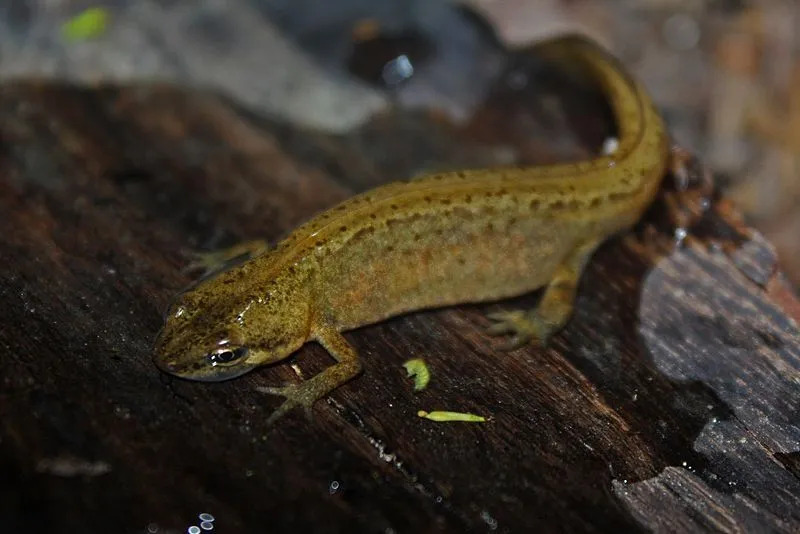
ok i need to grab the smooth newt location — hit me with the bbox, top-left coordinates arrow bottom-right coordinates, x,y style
154,35 -> 670,424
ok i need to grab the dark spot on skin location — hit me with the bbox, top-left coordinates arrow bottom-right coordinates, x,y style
589,197 -> 602,207
457,171 -> 466,178
486,222 -> 494,232
485,192 -> 493,198
340,226 -> 347,232
465,195 -> 472,203
391,204 -> 398,210
457,257 -> 465,265
482,205 -> 497,216
288,266 -> 295,274
414,233 -> 421,241
435,229 -> 443,236
440,199 -> 451,206
387,246 -> 394,252
434,175 -> 442,180
370,213 -> 377,219
530,199 -> 541,209
498,188 -> 508,195
424,196 -> 432,203
316,241 -> 323,247
336,205 -> 347,211
348,225 -> 377,244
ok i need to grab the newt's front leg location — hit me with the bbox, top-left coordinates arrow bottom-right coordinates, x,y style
184,239 -> 271,278
257,326 -> 363,425
487,236 -> 603,348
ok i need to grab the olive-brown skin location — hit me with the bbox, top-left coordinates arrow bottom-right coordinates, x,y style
153,35 -> 669,424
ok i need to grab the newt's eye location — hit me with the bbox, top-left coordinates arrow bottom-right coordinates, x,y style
207,346 -> 248,366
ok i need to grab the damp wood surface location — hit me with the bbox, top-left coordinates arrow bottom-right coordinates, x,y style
1,79 -> 799,534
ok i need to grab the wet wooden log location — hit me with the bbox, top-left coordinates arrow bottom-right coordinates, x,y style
0,73 -> 798,533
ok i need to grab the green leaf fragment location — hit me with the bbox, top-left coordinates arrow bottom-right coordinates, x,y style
62,7 -> 110,41
403,358 -> 430,391
417,410 -> 486,423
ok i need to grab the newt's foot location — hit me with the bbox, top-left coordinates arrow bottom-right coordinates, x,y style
183,250 -> 229,278
184,239 -> 270,278
257,382 -> 318,426
486,310 -> 553,349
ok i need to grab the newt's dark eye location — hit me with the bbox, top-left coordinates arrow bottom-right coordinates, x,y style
207,346 -> 248,366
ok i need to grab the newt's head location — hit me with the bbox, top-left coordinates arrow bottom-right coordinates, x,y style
153,260 -> 312,382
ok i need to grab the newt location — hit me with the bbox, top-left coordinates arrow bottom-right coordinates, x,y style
154,35 -> 670,424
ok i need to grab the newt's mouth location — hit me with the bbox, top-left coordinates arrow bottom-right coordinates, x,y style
154,355 -> 257,382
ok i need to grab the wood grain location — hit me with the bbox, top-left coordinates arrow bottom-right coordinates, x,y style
0,72 -> 798,533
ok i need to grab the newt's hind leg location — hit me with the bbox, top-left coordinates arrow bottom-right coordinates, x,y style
487,237 -> 603,348
184,239 -> 270,278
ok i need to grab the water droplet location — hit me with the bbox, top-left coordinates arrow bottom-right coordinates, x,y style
188,527 -> 201,534
382,54 -> 414,86
480,510 -> 498,530
329,480 -> 340,494
200,521 -> 214,531
198,513 -> 215,522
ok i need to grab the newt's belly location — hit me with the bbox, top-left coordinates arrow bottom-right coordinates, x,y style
317,205 -> 596,330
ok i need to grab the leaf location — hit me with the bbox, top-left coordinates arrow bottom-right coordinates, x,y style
62,7 -> 110,42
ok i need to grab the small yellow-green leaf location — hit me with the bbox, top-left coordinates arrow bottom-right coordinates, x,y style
417,410 -> 486,423
62,7 -> 110,41
403,358 -> 430,391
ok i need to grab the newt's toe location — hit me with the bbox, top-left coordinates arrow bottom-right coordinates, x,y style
257,382 -> 318,426
486,310 -> 551,349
